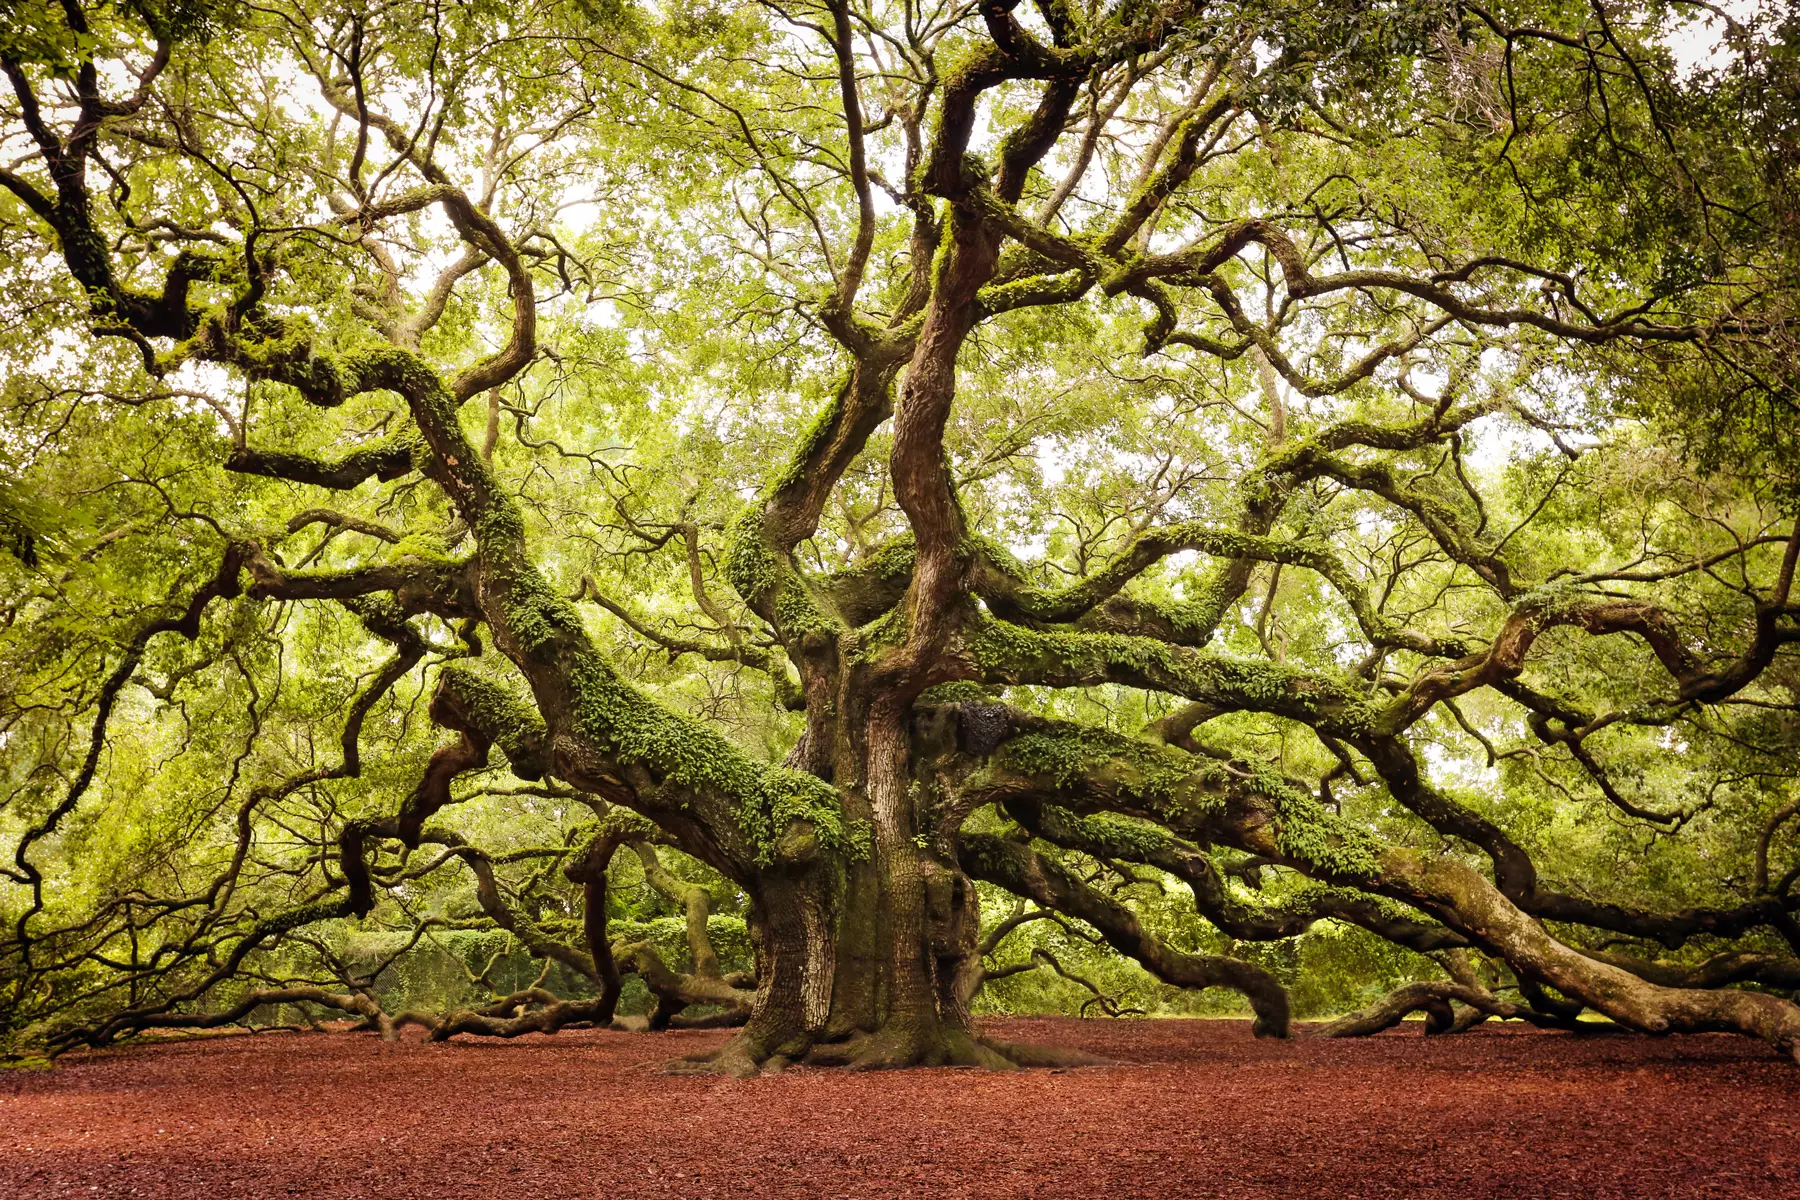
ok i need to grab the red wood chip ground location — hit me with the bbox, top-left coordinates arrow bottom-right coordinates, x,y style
3,1017 -> 1795,1198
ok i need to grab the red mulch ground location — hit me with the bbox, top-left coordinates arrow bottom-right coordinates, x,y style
3,1018 -> 1796,1199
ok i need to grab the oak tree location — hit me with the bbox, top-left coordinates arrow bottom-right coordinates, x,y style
3,0 -> 1798,1072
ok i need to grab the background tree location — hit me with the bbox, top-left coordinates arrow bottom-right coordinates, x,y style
2,0 -> 1798,1073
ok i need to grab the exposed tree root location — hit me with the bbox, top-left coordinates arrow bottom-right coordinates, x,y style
665,1031 -> 770,1079
668,1009 -> 752,1030
666,1021 -> 1113,1077
977,1037 -> 1115,1068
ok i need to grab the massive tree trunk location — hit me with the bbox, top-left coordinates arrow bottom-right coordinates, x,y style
670,684 -> 1100,1074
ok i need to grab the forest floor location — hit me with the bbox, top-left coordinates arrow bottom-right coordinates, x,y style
2,1017 -> 1795,1199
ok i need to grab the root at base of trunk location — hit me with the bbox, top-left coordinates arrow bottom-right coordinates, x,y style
664,1023 -> 1114,1077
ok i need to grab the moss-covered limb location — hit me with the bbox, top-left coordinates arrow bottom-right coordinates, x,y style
241,343 -> 841,881
1007,802 -> 1188,866
225,440 -> 417,490
13,42 -> 519,420
436,190 -> 532,401
939,702 -> 1413,929
1287,396 -> 1506,462
433,665 -> 548,777
1303,451 -> 1518,598
631,842 -> 723,980
957,833 -> 1292,1037
1270,883 -> 1468,954
417,830 -> 597,983
1006,801 -> 1465,952
721,511 -> 845,647
9,544 -> 248,958
285,509 -> 405,543
389,665 -> 549,843
822,535 -> 917,627
994,74 -> 1086,207
1377,847 -> 1800,1062
427,994 -> 610,1042
573,575 -> 804,710
974,588 -> 1777,895
1007,801 -> 1304,940
1142,700 -> 1224,747
965,177 -> 1103,276
919,46 -> 1023,198
578,806 -> 674,852
759,360 -> 906,551
964,611 -> 1383,738
381,419 -> 857,876
1356,731 -> 1800,949
985,722 -> 1384,882
1579,949 -> 1800,991
964,720 -> 1800,1057
1310,979 -> 1553,1038
613,940 -> 755,1030
935,696 -> 1396,885
51,985 -> 394,1048
349,335 -> 858,877
554,647 -> 866,873
972,523 -> 1464,657
974,266 -> 1095,320
978,717 -> 1228,815
0,51 -> 204,344
240,542 -> 480,621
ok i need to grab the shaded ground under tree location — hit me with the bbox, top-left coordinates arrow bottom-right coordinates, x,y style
3,1018 -> 1796,1200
